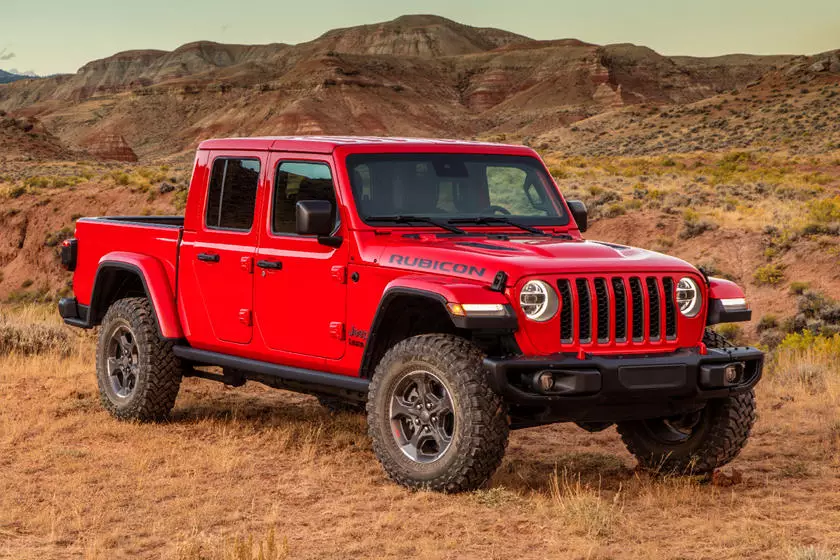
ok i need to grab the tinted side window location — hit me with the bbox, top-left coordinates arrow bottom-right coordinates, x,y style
205,158 -> 260,231
272,162 -> 336,234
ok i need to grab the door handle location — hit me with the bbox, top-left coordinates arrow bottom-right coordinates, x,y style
257,260 -> 282,270
197,252 -> 220,263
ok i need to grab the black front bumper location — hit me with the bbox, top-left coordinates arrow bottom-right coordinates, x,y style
484,346 -> 763,427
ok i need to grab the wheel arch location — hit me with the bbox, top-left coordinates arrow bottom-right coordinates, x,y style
89,253 -> 184,340
358,283 -> 517,379
359,288 -> 456,380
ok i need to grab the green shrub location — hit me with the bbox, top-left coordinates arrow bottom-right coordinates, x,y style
789,281 -> 810,295
777,330 -> 840,355
715,323 -> 742,343
754,263 -> 786,286
603,203 -> 625,218
550,166 -> 569,179
807,196 -> 840,224
173,188 -> 188,212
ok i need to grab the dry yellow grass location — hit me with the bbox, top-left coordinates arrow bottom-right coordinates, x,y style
1,305 -> 839,559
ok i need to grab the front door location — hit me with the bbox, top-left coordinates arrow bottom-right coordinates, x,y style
254,154 -> 348,359
180,152 -> 263,345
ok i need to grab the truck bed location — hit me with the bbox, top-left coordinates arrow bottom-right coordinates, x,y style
71,216 -> 183,312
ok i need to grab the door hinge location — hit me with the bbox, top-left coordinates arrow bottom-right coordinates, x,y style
239,309 -> 252,326
240,256 -> 254,273
329,321 -> 345,340
331,265 -> 347,284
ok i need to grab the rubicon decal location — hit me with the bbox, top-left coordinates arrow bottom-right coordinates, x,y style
388,254 -> 486,278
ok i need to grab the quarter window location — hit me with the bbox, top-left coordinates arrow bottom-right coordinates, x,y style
272,162 -> 337,234
205,158 -> 261,231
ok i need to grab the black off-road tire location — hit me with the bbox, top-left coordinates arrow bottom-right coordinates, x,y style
616,328 -> 756,474
317,395 -> 366,415
367,334 -> 509,492
95,297 -> 183,422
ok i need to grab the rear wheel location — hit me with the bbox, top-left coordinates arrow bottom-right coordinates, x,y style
616,328 -> 756,473
95,297 -> 183,421
367,334 -> 509,492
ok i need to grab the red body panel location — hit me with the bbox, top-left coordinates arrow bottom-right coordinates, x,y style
69,136 -> 742,379
71,220 -> 182,339
707,277 -> 746,300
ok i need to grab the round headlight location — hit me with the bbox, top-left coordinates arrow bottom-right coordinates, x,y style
520,280 -> 559,322
676,277 -> 702,318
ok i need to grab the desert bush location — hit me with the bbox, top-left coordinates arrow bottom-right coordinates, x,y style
715,323 -> 742,343
680,209 -> 718,239
110,171 -> 132,186
759,329 -> 785,349
768,331 -> 840,392
549,166 -> 569,179
803,196 -> 840,235
796,290 -> 840,326
754,263 -> 786,286
173,186 -> 189,211
778,331 -> 840,354
44,226 -> 74,247
0,313 -> 72,356
602,203 -> 626,218
789,281 -> 810,295
757,314 -> 779,333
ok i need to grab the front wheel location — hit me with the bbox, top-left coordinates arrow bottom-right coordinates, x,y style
617,390 -> 756,474
367,334 -> 509,492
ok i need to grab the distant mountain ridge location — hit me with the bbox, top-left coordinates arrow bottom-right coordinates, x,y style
0,69 -> 38,84
0,14 -> 837,160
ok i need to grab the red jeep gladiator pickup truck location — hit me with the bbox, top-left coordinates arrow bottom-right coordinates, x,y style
59,136 -> 763,492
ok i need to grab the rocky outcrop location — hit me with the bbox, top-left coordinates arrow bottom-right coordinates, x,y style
82,134 -> 138,162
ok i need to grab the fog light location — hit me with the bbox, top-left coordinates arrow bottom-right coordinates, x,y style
535,371 -> 555,392
725,365 -> 739,383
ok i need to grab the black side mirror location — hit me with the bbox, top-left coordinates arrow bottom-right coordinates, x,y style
296,200 -> 334,236
567,200 -> 588,232
296,200 -> 342,247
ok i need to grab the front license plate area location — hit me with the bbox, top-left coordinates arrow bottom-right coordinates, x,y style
617,364 -> 688,390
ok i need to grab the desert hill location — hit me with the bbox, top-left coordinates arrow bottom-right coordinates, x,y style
0,15 -> 838,333
2,14 -> 831,160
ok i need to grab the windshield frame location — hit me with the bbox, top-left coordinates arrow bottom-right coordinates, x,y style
345,153 -> 571,229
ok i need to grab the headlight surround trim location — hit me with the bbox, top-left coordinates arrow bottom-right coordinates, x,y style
676,277 -> 703,318
520,280 -> 559,322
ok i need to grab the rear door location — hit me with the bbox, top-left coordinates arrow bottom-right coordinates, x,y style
254,153 -> 348,359
180,151 -> 264,345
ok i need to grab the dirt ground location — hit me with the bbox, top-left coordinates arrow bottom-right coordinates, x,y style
1,312 -> 838,560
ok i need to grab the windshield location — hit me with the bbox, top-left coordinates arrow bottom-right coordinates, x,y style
347,154 -> 569,226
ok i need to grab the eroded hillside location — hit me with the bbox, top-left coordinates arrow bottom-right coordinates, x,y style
0,15 -> 819,159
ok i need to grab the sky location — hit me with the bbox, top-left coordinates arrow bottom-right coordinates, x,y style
2,0 -> 839,76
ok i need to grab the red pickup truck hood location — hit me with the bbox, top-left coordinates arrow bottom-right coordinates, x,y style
372,235 -> 698,282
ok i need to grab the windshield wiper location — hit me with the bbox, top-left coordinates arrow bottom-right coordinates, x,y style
449,216 -> 571,238
366,215 -> 467,235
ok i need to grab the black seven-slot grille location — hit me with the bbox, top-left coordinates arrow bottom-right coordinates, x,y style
556,276 -> 678,346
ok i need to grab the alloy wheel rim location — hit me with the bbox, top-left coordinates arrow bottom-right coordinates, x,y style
106,325 -> 140,399
389,370 -> 455,463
